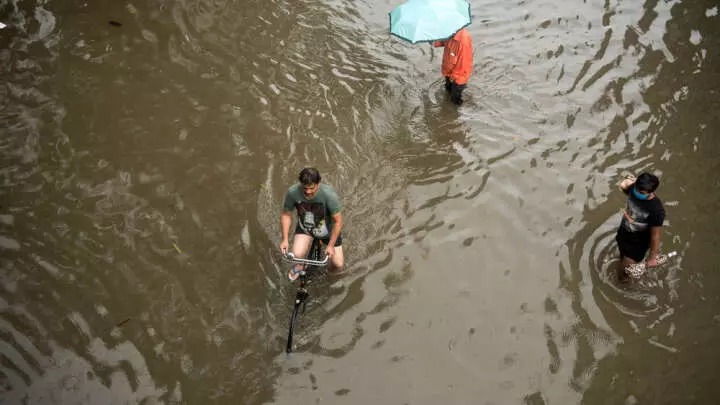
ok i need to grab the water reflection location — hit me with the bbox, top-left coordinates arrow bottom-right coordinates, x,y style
0,302 -> 172,404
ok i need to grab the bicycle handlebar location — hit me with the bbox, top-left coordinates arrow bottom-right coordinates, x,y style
282,251 -> 329,266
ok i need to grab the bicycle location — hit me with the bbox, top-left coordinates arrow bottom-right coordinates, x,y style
282,238 -> 329,354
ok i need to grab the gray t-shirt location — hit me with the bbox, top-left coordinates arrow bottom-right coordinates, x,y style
283,183 -> 341,238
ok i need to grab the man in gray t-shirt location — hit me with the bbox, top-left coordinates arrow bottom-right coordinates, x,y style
280,168 -> 344,275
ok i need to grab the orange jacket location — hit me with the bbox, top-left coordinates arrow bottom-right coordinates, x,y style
433,28 -> 473,85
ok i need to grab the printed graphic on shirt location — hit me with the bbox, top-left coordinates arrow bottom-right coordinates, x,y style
296,202 -> 329,238
622,199 -> 651,233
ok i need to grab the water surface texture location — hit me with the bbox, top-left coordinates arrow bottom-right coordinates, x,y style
1,0 -> 719,404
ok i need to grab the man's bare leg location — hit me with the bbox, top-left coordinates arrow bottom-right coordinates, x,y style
329,246 -> 345,274
291,233 -> 313,273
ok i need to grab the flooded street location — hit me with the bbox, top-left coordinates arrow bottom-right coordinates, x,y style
1,0 -> 719,403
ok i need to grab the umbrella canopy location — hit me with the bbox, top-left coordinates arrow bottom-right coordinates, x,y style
389,0 -> 471,44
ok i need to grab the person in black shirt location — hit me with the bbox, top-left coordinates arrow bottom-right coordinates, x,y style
616,172 -> 666,280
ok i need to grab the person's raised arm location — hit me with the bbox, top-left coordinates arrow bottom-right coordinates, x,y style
619,176 -> 635,194
433,40 -> 447,47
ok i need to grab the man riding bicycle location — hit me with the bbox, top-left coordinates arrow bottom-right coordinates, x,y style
279,168 -> 344,277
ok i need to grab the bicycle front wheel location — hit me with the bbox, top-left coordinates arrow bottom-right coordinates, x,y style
286,302 -> 300,353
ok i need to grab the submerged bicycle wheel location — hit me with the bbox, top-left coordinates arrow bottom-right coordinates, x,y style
286,238 -> 322,353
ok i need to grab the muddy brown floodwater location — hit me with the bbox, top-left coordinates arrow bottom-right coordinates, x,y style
1,0 -> 719,404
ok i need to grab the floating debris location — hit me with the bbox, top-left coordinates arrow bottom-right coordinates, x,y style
109,20 -> 123,27
172,242 -> 182,254
0,22 -> 7,29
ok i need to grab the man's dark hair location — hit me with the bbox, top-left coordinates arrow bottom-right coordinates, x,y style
635,172 -> 660,193
298,167 -> 321,185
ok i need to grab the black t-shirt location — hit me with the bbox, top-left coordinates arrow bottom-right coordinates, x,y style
618,188 -> 665,243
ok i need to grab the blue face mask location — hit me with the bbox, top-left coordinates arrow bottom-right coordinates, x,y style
632,186 -> 650,200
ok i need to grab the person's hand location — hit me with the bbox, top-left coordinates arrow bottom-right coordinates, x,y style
325,244 -> 335,259
620,178 -> 634,189
645,256 -> 658,268
279,239 -> 289,255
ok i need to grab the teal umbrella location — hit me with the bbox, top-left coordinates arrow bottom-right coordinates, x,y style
389,0 -> 471,44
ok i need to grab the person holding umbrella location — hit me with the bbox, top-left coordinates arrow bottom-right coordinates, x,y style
433,28 -> 472,105
389,0 -> 473,105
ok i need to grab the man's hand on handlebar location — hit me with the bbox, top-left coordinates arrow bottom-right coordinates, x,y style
279,239 -> 289,255
325,244 -> 335,259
